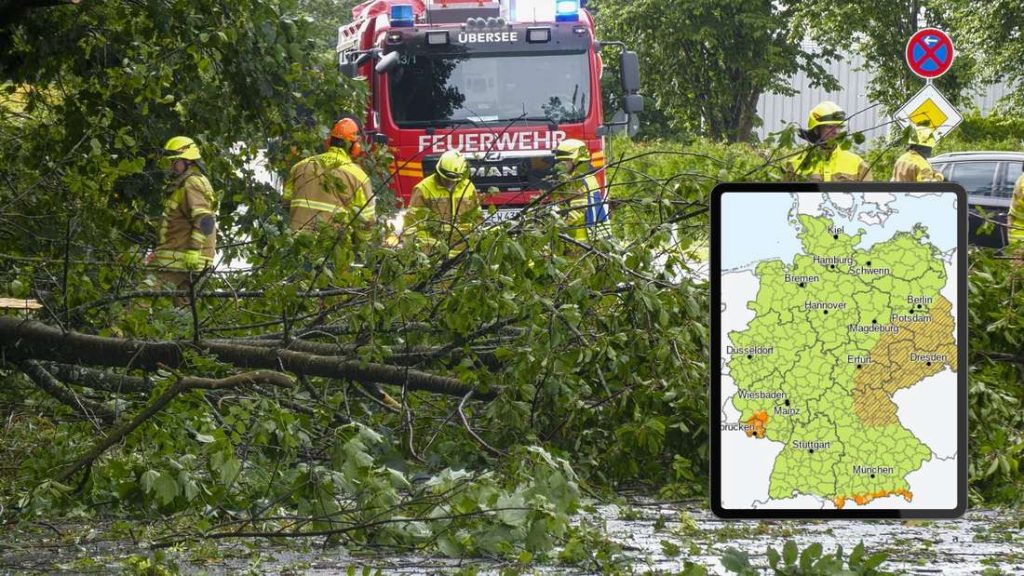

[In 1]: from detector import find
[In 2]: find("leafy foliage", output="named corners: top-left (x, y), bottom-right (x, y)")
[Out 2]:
top-left (940, 0), bottom-right (1024, 113)
top-left (592, 0), bottom-right (839, 142)
top-left (790, 0), bottom-right (979, 113)
top-left (723, 540), bottom-right (890, 575)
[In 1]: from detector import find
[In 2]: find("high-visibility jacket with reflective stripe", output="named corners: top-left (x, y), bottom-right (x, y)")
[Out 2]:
top-left (785, 147), bottom-right (873, 182)
top-left (284, 147), bottom-right (375, 234)
top-left (151, 168), bottom-right (218, 270)
top-left (1010, 174), bottom-right (1024, 244)
top-left (891, 150), bottom-right (943, 182)
top-left (404, 174), bottom-right (481, 250)
top-left (550, 170), bottom-right (610, 243)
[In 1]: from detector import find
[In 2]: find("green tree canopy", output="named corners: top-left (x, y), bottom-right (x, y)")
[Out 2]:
top-left (592, 0), bottom-right (838, 142)
top-left (791, 0), bottom-right (979, 115)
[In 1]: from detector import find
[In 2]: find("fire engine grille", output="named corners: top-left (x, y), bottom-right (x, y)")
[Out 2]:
top-left (421, 154), bottom-right (557, 192)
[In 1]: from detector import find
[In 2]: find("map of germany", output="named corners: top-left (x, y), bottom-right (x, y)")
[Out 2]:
top-left (720, 192), bottom-right (959, 511)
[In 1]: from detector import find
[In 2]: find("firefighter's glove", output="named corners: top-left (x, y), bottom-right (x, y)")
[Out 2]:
top-left (182, 250), bottom-right (204, 271)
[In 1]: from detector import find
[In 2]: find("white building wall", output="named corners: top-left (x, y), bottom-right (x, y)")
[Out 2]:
top-left (756, 49), bottom-right (1011, 141)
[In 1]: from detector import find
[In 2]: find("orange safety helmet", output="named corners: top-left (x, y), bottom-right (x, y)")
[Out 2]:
top-left (326, 117), bottom-right (363, 157)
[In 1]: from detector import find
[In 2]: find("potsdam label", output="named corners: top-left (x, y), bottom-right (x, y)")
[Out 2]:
top-left (891, 313), bottom-right (932, 323)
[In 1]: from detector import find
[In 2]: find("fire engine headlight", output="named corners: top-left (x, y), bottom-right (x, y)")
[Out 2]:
top-left (426, 31), bottom-right (449, 45)
top-left (555, 0), bottom-right (580, 22)
top-left (527, 27), bottom-right (551, 43)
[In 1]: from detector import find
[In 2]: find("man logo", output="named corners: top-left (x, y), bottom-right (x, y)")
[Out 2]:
top-left (471, 165), bottom-right (518, 178)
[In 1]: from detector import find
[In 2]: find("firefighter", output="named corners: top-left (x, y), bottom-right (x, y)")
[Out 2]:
top-left (892, 126), bottom-right (944, 182)
top-left (549, 139), bottom-right (610, 243)
top-left (403, 149), bottom-right (482, 254)
top-left (150, 136), bottom-right (218, 303)
top-left (283, 118), bottom-right (375, 240)
top-left (1008, 171), bottom-right (1024, 252)
top-left (785, 101), bottom-right (872, 182)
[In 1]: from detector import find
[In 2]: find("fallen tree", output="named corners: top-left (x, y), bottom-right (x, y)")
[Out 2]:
top-left (0, 316), bottom-right (493, 399)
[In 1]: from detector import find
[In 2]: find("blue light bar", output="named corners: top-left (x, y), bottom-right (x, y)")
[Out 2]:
top-left (390, 4), bottom-right (414, 27)
top-left (555, 0), bottom-right (580, 22)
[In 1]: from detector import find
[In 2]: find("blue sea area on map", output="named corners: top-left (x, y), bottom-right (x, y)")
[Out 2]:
top-left (720, 192), bottom-right (958, 270)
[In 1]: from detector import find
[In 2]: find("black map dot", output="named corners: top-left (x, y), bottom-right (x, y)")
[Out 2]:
top-left (824, 310), bottom-right (829, 315)
top-left (872, 319), bottom-right (877, 324)
top-left (809, 449), bottom-right (815, 454)
top-left (833, 234), bottom-right (839, 239)
top-left (747, 355), bottom-right (753, 359)
top-left (785, 400), bottom-right (791, 406)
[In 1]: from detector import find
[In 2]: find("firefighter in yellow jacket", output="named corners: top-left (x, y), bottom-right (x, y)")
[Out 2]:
top-left (785, 101), bottom-right (872, 182)
top-left (403, 150), bottom-right (482, 254)
top-left (1008, 171), bottom-right (1024, 250)
top-left (283, 118), bottom-right (375, 240)
top-left (150, 136), bottom-right (218, 298)
top-left (892, 126), bottom-right (944, 182)
top-left (549, 139), bottom-right (611, 243)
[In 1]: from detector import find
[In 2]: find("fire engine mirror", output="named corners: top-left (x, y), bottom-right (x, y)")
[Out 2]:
top-left (623, 94), bottom-right (644, 114)
top-left (620, 51), bottom-right (641, 94)
top-left (375, 51), bottom-right (401, 74)
top-left (354, 51), bottom-right (373, 68)
top-left (373, 133), bottom-right (389, 145)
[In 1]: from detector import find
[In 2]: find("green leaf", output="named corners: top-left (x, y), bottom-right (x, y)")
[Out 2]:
top-left (800, 542), bottom-right (823, 570)
top-left (194, 432), bottom-right (215, 443)
top-left (720, 548), bottom-right (751, 572)
top-left (863, 551), bottom-right (888, 570)
top-left (783, 540), bottom-right (798, 564)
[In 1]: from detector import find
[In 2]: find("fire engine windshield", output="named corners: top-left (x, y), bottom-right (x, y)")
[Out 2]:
top-left (387, 51), bottom-right (591, 127)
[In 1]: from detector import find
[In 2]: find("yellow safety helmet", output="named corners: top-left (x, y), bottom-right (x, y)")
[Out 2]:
top-left (436, 149), bottom-right (469, 180)
top-left (163, 136), bottom-right (201, 161)
top-left (553, 138), bottom-right (590, 164)
top-left (909, 125), bottom-right (937, 148)
top-left (806, 101), bottom-right (847, 131)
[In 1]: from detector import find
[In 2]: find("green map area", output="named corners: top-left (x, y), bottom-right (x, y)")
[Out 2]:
top-left (728, 214), bottom-right (957, 508)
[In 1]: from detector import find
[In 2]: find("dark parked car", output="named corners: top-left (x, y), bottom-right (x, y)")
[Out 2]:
top-left (930, 151), bottom-right (1024, 248)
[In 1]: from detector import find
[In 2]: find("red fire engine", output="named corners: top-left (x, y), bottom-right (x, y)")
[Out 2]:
top-left (337, 0), bottom-right (642, 223)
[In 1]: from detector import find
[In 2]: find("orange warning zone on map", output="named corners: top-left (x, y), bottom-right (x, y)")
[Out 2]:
top-left (744, 410), bottom-right (769, 438)
top-left (833, 488), bottom-right (913, 509)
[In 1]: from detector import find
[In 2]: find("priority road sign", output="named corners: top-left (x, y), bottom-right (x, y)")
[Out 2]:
top-left (906, 28), bottom-right (955, 79)
top-left (893, 84), bottom-right (962, 140)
